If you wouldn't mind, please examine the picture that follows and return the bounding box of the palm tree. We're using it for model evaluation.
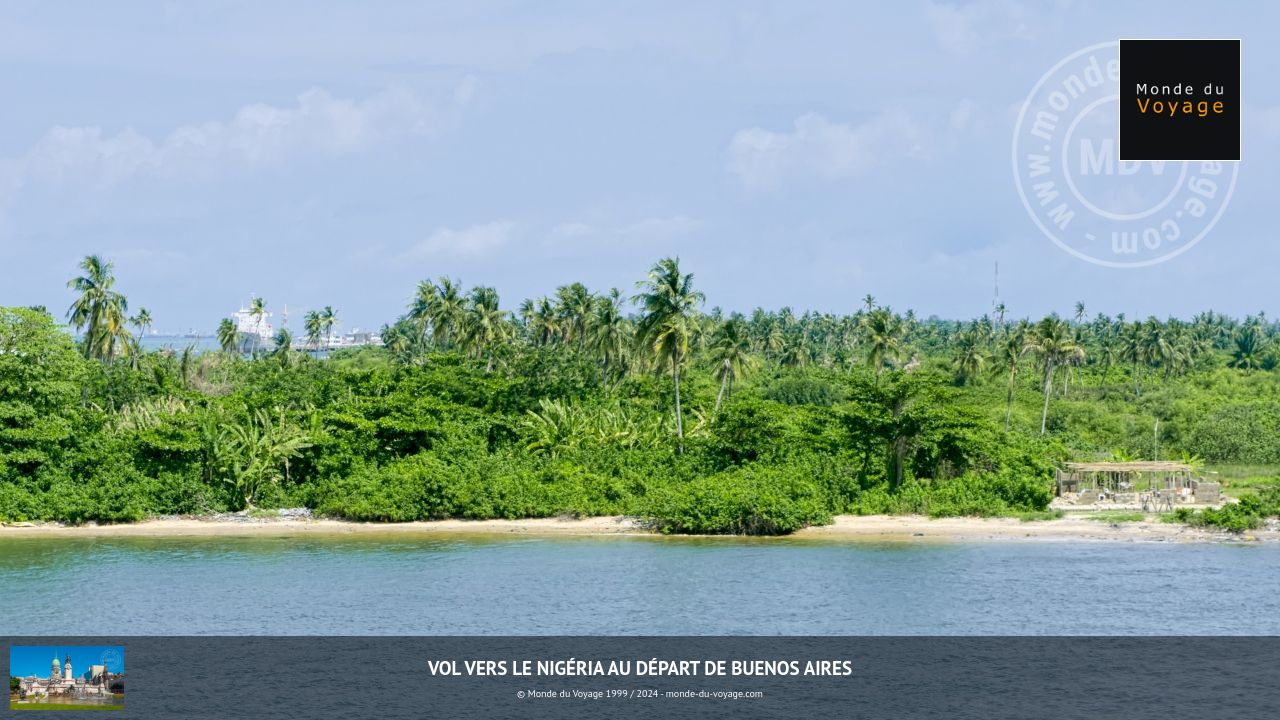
[709,318,756,413]
[179,345,194,389]
[217,318,240,354]
[271,328,296,366]
[303,310,324,351]
[1228,324,1270,371]
[859,307,906,382]
[761,322,785,359]
[526,297,559,346]
[1094,321,1120,388]
[633,257,704,447]
[952,329,988,385]
[555,282,595,346]
[320,306,338,349]
[408,279,437,346]
[67,254,133,362]
[1025,316,1084,434]
[997,322,1028,430]
[381,323,411,358]
[588,289,629,379]
[431,278,466,348]
[248,297,267,353]
[779,338,810,368]
[462,286,511,370]
[1119,321,1149,395]
[130,307,153,337]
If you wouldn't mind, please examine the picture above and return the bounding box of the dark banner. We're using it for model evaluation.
[5,637,1279,719]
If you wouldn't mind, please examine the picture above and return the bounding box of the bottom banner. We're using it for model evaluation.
[5,637,1278,719]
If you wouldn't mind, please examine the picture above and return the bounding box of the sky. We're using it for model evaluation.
[9,646,125,678]
[0,1,1277,334]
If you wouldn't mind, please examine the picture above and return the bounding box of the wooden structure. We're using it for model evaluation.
[1055,461,1215,510]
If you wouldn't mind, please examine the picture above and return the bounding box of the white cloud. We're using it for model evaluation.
[4,86,442,194]
[726,111,926,191]
[405,221,516,260]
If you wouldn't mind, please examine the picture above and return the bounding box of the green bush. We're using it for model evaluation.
[315,454,462,521]
[848,471,1053,518]
[1176,492,1278,533]
[644,464,832,535]
[762,376,847,407]
[314,452,630,522]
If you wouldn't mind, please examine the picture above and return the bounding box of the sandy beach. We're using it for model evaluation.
[1,513,1275,543]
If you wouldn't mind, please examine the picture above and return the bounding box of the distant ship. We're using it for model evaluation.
[229,299,380,350]
[233,304,274,347]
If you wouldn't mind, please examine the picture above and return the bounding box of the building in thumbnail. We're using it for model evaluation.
[15,652,119,700]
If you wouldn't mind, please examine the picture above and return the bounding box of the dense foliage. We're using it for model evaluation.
[3,257,1280,533]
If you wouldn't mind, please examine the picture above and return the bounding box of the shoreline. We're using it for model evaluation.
[1,513,1275,543]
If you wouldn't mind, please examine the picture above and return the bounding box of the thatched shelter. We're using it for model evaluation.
[1055,461,1215,508]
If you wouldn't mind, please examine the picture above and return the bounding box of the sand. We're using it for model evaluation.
[0,513,1274,543]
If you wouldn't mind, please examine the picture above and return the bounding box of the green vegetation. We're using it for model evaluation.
[1171,487,1280,533]
[3,255,1280,534]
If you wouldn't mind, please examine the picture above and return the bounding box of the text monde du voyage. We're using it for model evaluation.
[1134,82,1228,118]
[426,658,854,677]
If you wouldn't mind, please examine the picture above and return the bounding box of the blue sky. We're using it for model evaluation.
[9,646,124,678]
[0,1,1276,334]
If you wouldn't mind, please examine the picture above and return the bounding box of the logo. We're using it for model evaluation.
[1119,39,1240,161]
[1012,41,1238,268]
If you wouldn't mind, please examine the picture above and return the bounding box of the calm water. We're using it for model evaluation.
[1,536,1277,635]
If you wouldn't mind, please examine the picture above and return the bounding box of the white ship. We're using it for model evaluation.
[289,328,383,351]
[227,297,382,352]
[233,300,273,348]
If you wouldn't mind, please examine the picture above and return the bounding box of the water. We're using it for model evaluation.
[1,535,1277,635]
[137,336,221,353]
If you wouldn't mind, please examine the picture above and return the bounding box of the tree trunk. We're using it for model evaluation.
[672,355,684,451]
[1004,366,1016,431]
[713,361,730,414]
[1040,359,1055,434]
[889,399,907,488]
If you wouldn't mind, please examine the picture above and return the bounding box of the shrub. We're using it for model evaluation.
[315,454,460,521]
[763,376,847,407]
[848,471,1053,518]
[644,464,832,535]
[1177,493,1276,533]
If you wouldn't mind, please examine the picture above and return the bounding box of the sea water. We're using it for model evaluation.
[1,535,1276,635]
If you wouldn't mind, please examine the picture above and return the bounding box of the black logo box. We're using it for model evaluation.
[1119,39,1240,161]
[1121,38,1239,160]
